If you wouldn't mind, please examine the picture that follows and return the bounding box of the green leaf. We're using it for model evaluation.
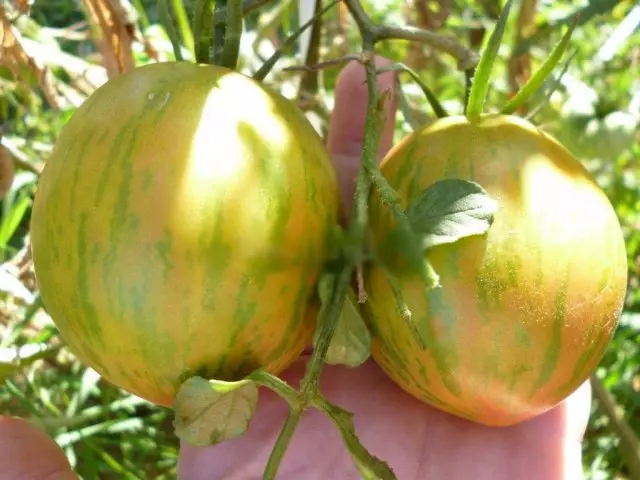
[502,18,578,115]
[407,178,497,249]
[465,0,514,118]
[0,343,60,384]
[316,395,397,479]
[173,376,259,447]
[314,286,371,367]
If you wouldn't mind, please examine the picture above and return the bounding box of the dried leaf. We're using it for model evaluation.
[173,377,259,447]
[80,0,138,77]
[11,0,31,15]
[0,5,62,109]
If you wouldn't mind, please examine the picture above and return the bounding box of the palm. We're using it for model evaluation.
[178,358,591,479]
[178,56,592,479]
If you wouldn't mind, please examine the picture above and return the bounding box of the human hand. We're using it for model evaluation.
[177,57,593,480]
[0,57,592,480]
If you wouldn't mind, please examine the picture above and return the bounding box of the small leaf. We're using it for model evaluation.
[407,179,498,249]
[466,0,514,118]
[502,18,579,115]
[314,287,371,367]
[173,376,259,447]
[316,396,397,479]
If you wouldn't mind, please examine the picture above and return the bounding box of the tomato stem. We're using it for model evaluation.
[248,370,298,406]
[263,408,303,480]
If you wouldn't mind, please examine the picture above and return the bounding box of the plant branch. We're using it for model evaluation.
[376,25,478,70]
[263,265,354,478]
[342,0,478,70]
[591,374,640,479]
[263,408,303,480]
[298,0,324,97]
[253,0,341,81]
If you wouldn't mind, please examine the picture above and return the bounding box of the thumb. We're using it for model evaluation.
[326,56,398,213]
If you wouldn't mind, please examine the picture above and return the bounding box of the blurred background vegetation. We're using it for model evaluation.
[0,0,638,478]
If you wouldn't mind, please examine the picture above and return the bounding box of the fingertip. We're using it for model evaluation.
[0,415,76,479]
[327,55,398,212]
[327,55,397,161]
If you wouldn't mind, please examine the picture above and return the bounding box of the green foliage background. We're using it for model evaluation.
[0,0,638,478]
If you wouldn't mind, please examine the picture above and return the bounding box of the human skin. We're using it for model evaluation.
[0,56,591,480]
[177,56,592,480]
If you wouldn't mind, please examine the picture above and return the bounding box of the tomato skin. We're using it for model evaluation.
[363,114,627,426]
[30,62,340,407]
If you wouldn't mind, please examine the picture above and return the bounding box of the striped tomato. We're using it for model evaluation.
[363,114,627,426]
[30,62,340,407]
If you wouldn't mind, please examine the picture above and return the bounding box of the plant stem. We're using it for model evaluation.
[376,25,478,70]
[248,370,298,406]
[591,374,640,479]
[192,0,216,63]
[253,0,340,81]
[263,266,354,478]
[300,266,353,395]
[219,0,243,69]
[170,0,194,54]
[342,0,478,70]
[263,408,303,480]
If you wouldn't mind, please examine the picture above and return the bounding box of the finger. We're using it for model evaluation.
[0,415,77,479]
[326,55,398,211]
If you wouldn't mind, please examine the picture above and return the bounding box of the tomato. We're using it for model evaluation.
[363,114,628,426]
[30,61,340,407]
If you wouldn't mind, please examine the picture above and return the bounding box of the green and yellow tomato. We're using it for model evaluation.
[364,114,627,426]
[31,62,340,407]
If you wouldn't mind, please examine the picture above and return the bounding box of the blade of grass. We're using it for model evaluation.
[466,0,514,119]
[502,18,578,115]
[253,0,340,81]
[170,0,194,53]
[526,48,577,120]
[219,0,243,69]
[193,0,216,63]
[0,189,31,249]
[376,63,448,118]
[158,0,183,61]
